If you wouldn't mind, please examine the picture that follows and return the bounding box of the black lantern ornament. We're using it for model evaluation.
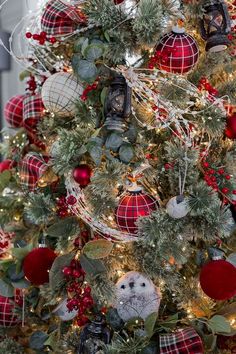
[104,75,132,133]
[200,0,231,52]
[77,315,112,354]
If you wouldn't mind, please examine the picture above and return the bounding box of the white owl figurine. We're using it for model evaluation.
[115,271,161,322]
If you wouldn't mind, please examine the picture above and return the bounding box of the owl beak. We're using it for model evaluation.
[129,282,134,288]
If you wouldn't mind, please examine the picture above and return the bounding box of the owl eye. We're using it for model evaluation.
[141,283,146,287]
[121,285,126,289]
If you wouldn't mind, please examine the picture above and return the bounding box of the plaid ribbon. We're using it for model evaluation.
[19,153,48,190]
[23,94,44,133]
[4,94,24,128]
[160,328,204,354]
[41,0,85,36]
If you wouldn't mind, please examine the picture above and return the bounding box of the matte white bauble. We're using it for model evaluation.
[53,299,78,321]
[166,195,189,219]
[41,72,83,117]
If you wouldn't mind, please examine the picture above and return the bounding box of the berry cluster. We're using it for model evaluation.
[73,230,90,249]
[198,77,218,97]
[148,47,177,69]
[81,82,98,101]
[62,259,93,327]
[26,75,37,94]
[56,195,72,218]
[202,161,235,196]
[25,31,57,45]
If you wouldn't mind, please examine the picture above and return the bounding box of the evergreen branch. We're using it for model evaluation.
[192,105,226,138]
[105,331,150,354]
[24,193,55,226]
[86,272,116,306]
[188,181,220,215]
[0,338,24,354]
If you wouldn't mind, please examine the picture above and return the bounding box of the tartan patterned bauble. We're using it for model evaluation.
[4,94,25,128]
[0,160,12,173]
[23,247,57,286]
[200,259,236,300]
[159,327,204,354]
[155,27,199,74]
[41,0,86,36]
[115,183,158,234]
[0,292,22,327]
[23,94,45,135]
[19,153,49,190]
[225,112,236,139]
[41,72,83,117]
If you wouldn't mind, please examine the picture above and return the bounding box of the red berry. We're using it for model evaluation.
[210,176,216,182]
[57,196,66,207]
[218,169,225,175]
[83,286,91,294]
[233,190,236,194]
[26,32,32,38]
[72,269,82,278]
[82,295,93,307]
[222,187,229,194]
[225,175,231,180]
[81,94,87,101]
[148,64,154,69]
[91,83,97,89]
[67,195,77,205]
[208,169,215,175]
[70,259,78,268]
[58,209,68,218]
[77,316,88,326]
[50,37,57,44]
[164,163,172,170]
[40,31,47,38]
[32,34,40,40]
[62,266,72,276]
[74,237,81,248]
[71,298,79,308]
[203,161,209,168]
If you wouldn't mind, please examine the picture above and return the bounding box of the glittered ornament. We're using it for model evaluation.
[73,164,92,188]
[115,182,158,234]
[4,95,25,128]
[225,111,236,139]
[0,292,22,327]
[166,195,189,219]
[23,247,57,285]
[199,259,236,300]
[155,26,199,74]
[53,299,78,321]
[41,72,83,117]
[0,160,12,173]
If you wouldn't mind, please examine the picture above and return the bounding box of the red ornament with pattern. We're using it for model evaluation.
[4,95,25,128]
[115,182,158,234]
[154,27,199,74]
[225,110,236,140]
[0,291,22,327]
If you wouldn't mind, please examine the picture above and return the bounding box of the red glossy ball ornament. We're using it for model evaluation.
[225,112,236,139]
[0,160,12,173]
[200,259,236,300]
[115,183,158,234]
[23,247,57,286]
[0,294,21,327]
[73,164,92,188]
[4,94,25,128]
[155,26,199,74]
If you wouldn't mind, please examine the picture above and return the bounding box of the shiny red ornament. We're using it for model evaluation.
[23,247,57,285]
[73,164,92,188]
[0,160,12,173]
[115,185,158,234]
[0,293,22,327]
[114,0,125,4]
[155,27,199,74]
[4,95,25,128]
[200,259,236,300]
[225,112,236,139]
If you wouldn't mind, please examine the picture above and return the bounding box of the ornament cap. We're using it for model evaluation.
[172,25,185,34]
[127,181,142,192]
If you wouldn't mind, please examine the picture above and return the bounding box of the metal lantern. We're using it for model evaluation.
[200,0,231,52]
[77,315,111,354]
[104,75,132,133]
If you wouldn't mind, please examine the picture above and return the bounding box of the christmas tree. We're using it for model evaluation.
[0,0,236,352]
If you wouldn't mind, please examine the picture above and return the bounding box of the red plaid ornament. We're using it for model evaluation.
[0,291,22,327]
[4,95,25,128]
[160,327,204,354]
[155,27,199,74]
[41,0,86,36]
[115,183,158,234]
[19,152,48,190]
[23,94,45,134]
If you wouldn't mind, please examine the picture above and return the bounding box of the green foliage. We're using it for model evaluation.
[47,216,80,238]
[83,239,114,259]
[105,331,150,353]
[0,337,24,354]
[192,105,226,138]
[24,193,55,226]
[49,253,75,292]
[188,181,220,215]
[75,100,98,126]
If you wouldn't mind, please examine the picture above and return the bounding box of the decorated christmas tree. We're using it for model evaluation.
[0,0,236,352]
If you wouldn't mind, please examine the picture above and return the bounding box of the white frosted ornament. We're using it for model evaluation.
[114,271,161,322]
[41,72,83,117]
[166,195,189,219]
[53,299,78,321]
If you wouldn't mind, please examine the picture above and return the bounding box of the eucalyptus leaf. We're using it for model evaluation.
[81,38,89,56]
[76,59,98,82]
[74,36,86,52]
[208,315,231,334]
[105,133,123,151]
[89,145,103,165]
[29,331,49,350]
[83,239,113,259]
[47,216,80,238]
[80,254,107,275]
[11,244,33,262]
[7,264,24,281]
[144,312,158,337]
[49,253,75,291]
[101,87,109,106]
[12,278,30,289]
[106,308,124,331]
[84,44,104,61]
[119,143,134,163]
[0,279,14,297]
[44,330,58,351]
[0,170,11,193]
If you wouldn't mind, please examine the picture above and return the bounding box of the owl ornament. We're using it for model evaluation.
[114,271,161,322]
